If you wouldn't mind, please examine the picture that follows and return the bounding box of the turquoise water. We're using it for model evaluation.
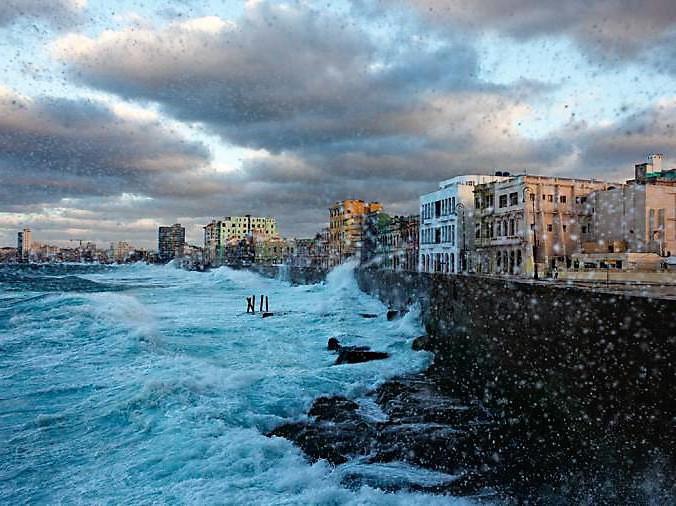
[0,262,469,504]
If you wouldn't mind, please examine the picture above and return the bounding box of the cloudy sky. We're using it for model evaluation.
[1,0,675,248]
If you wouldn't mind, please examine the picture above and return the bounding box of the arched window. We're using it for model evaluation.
[502,251,508,273]
[450,253,455,273]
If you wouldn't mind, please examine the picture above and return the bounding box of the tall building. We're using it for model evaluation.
[419,175,509,274]
[17,228,32,261]
[158,223,186,263]
[203,216,278,266]
[328,200,382,266]
[473,175,615,277]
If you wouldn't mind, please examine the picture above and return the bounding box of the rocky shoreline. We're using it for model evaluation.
[267,333,675,503]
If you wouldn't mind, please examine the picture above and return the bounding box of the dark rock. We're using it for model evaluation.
[412,335,432,351]
[308,396,359,422]
[327,337,371,353]
[335,349,389,365]
[359,313,378,318]
[386,309,400,320]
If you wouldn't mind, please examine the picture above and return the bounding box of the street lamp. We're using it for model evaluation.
[455,202,465,273]
[523,187,539,280]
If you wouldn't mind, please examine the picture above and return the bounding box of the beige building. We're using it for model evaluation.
[474,175,615,277]
[579,155,676,259]
[328,200,382,266]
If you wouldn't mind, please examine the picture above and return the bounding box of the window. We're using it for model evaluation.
[547,224,553,232]
[530,193,536,202]
[509,219,515,235]
[562,225,567,232]
[509,192,518,206]
[499,195,508,208]
[560,195,567,203]
[547,195,553,202]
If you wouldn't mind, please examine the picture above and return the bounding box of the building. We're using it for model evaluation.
[158,223,186,263]
[419,175,509,274]
[329,200,382,266]
[571,153,676,269]
[365,214,420,271]
[17,228,32,261]
[474,175,615,277]
[204,216,278,266]
[114,241,130,263]
[254,237,292,265]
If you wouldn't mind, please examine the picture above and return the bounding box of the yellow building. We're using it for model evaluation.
[328,200,382,266]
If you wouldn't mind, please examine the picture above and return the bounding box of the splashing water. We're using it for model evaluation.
[0,263,472,504]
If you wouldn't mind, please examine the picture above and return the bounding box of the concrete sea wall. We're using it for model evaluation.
[355,268,676,450]
[245,264,328,285]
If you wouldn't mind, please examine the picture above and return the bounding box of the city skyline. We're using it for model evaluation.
[2,0,676,248]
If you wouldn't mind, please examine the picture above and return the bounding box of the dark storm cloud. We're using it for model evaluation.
[0,0,84,28]
[4,0,669,246]
[378,0,676,59]
[0,88,211,206]
[53,2,484,153]
[569,100,676,175]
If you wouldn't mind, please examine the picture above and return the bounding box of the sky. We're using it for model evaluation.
[1,0,675,248]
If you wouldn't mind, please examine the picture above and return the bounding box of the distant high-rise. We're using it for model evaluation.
[17,228,32,261]
[158,224,185,263]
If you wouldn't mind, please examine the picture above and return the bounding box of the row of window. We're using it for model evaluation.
[421,196,458,220]
[420,252,456,273]
[477,218,521,239]
[476,192,569,209]
[420,224,456,245]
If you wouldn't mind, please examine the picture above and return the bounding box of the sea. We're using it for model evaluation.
[0,262,472,505]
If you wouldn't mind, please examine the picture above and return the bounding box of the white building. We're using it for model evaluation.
[419,174,510,273]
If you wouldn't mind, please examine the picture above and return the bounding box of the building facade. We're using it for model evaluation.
[17,228,32,261]
[328,200,382,266]
[158,223,186,263]
[380,215,420,271]
[204,216,278,266]
[474,175,615,277]
[420,175,509,274]
[576,154,676,262]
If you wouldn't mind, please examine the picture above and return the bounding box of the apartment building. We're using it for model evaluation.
[474,175,614,277]
[158,223,186,263]
[575,154,676,267]
[419,175,509,273]
[328,200,382,266]
[17,228,31,262]
[204,215,278,266]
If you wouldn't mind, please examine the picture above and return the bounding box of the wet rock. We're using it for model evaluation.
[327,337,371,353]
[335,349,389,365]
[308,396,360,422]
[412,335,433,351]
[359,313,378,318]
[386,309,401,320]
[267,373,499,496]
